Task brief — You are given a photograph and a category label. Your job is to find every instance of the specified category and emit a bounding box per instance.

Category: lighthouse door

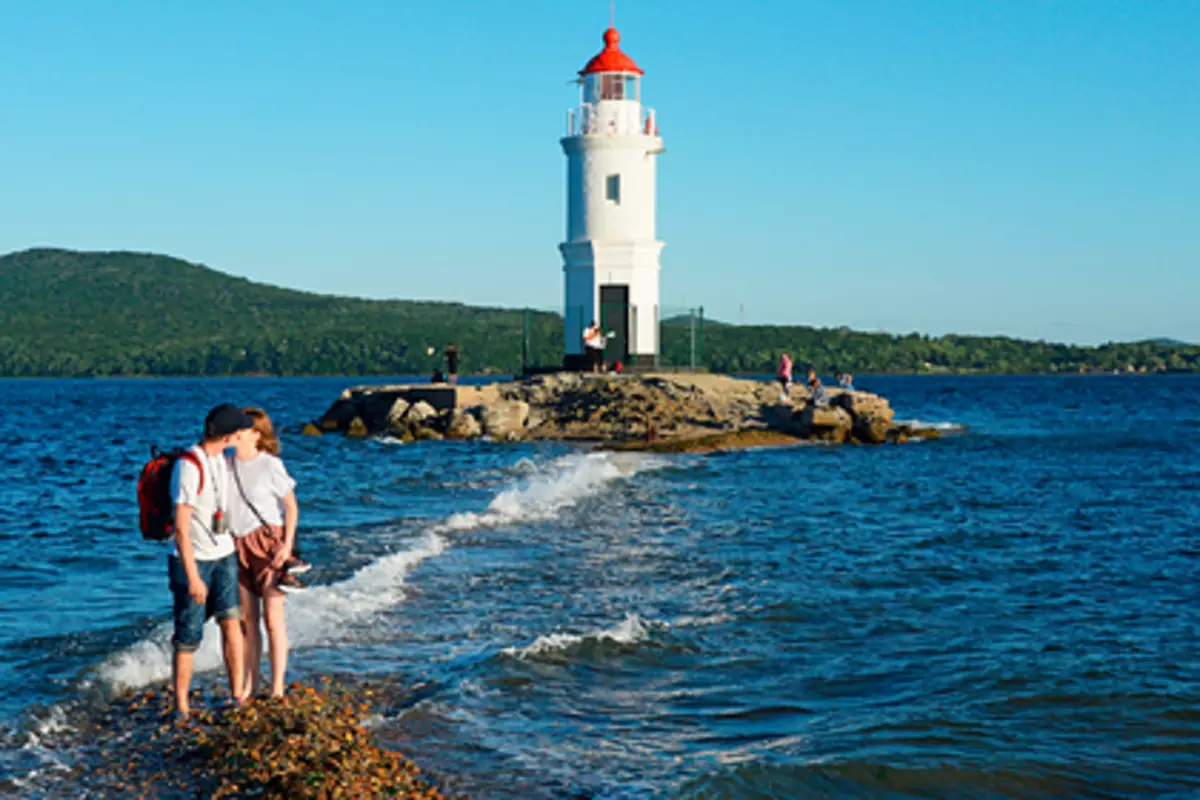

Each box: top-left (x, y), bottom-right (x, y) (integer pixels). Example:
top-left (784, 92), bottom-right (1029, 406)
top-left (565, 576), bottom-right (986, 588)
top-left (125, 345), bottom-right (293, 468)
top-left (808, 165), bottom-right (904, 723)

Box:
top-left (599, 285), bottom-right (630, 367)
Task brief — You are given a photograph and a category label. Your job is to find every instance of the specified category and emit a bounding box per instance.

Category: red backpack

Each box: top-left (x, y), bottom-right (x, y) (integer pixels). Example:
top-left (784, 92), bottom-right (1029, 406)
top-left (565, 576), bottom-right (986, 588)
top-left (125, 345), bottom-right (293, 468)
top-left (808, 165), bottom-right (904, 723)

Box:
top-left (137, 447), bottom-right (204, 541)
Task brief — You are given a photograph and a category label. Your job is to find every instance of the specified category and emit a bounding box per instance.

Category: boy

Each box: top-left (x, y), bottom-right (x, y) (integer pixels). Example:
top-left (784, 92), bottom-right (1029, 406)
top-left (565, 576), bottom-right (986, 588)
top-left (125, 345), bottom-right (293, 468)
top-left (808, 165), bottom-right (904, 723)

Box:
top-left (168, 403), bottom-right (253, 719)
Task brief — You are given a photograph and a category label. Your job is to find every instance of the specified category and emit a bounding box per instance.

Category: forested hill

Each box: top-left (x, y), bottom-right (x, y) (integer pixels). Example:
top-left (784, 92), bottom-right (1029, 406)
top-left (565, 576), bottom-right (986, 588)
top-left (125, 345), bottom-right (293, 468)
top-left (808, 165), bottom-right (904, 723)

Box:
top-left (0, 249), bottom-right (562, 376)
top-left (1, 248), bottom-right (1197, 377)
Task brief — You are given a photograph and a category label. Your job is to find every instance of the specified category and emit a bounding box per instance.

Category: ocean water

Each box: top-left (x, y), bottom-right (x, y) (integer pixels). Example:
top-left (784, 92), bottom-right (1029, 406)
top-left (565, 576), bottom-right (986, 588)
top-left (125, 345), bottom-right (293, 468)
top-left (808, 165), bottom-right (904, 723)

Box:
top-left (0, 375), bottom-right (1198, 798)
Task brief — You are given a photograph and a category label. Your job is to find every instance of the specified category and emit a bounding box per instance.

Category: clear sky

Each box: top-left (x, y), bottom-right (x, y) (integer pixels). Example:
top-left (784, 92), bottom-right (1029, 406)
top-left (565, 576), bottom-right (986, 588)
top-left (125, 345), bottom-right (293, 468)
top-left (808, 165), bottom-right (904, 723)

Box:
top-left (1, 1), bottom-right (1197, 345)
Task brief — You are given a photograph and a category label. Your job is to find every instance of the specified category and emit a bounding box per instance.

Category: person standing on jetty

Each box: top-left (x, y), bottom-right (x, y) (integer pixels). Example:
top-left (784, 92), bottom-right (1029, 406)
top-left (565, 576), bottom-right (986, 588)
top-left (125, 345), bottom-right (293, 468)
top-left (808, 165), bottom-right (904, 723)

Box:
top-left (444, 343), bottom-right (459, 385)
top-left (228, 408), bottom-right (302, 699)
top-left (778, 353), bottom-right (794, 401)
top-left (169, 404), bottom-right (253, 719)
top-left (583, 321), bottom-right (606, 373)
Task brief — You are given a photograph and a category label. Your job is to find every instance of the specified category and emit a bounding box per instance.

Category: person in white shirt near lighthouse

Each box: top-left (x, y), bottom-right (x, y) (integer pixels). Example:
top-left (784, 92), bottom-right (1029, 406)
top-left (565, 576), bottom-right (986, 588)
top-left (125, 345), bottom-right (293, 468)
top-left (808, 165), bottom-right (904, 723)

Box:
top-left (560, 26), bottom-right (665, 372)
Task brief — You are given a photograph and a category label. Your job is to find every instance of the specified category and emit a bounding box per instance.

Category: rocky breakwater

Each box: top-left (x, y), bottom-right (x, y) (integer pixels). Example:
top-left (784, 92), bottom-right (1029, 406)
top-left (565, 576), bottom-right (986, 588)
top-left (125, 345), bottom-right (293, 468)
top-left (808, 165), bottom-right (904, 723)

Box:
top-left (310, 373), bottom-right (940, 452)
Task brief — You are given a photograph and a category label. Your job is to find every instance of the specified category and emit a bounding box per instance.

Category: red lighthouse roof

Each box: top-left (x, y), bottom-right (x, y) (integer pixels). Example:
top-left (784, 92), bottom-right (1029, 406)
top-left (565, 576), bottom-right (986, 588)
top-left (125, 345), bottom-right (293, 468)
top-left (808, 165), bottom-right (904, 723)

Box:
top-left (579, 28), bottom-right (643, 75)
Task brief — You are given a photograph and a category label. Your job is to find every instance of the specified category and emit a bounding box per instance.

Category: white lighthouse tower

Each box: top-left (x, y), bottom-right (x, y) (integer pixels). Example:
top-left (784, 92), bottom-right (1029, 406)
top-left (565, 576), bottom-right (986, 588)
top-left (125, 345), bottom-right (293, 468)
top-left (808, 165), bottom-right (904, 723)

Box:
top-left (560, 26), bottom-right (664, 369)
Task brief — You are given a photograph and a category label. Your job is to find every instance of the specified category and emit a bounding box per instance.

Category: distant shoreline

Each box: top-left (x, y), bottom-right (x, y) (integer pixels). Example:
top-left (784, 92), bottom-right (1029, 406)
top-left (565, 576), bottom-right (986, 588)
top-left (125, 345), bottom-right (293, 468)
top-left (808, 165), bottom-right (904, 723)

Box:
top-left (3, 369), bottom-right (1200, 381)
top-left (4, 249), bottom-right (1197, 378)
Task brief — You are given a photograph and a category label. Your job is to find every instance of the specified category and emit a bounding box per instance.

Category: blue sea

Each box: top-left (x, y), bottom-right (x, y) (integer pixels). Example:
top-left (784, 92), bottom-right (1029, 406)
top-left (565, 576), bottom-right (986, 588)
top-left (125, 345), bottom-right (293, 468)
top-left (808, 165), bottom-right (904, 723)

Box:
top-left (1, 375), bottom-right (1197, 798)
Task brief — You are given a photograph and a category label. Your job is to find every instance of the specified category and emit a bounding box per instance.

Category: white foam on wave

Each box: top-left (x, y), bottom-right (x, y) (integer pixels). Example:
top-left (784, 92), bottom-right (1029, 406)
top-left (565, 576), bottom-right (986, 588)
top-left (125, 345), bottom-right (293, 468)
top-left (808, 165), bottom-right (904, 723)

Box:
top-left (900, 418), bottom-right (966, 433)
top-left (441, 451), bottom-right (664, 533)
top-left (503, 613), bottom-right (651, 660)
top-left (95, 451), bottom-right (664, 693)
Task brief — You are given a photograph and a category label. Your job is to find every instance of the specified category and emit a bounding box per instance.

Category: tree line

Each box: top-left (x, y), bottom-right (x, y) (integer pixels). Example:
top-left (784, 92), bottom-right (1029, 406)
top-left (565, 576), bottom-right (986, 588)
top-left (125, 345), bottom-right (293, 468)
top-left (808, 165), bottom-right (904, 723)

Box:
top-left (1, 249), bottom-right (1196, 377)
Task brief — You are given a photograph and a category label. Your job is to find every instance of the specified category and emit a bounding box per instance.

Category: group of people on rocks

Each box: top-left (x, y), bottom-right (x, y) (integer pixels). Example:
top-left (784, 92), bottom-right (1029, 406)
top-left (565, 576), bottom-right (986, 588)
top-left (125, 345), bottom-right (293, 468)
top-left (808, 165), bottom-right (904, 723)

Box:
top-left (777, 353), bottom-right (854, 406)
top-left (166, 404), bottom-right (309, 720)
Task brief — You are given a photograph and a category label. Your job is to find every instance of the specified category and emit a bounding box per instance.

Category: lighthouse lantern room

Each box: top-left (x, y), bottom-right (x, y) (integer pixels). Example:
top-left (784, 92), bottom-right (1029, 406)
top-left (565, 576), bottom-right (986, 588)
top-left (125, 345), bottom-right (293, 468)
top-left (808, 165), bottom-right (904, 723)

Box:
top-left (560, 27), bottom-right (664, 370)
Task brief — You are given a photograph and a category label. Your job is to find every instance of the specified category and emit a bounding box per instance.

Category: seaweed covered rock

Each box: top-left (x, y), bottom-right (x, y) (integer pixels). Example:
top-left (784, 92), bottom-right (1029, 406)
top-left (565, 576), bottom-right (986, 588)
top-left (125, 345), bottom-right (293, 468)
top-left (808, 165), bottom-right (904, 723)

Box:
top-left (81, 683), bottom-right (447, 800)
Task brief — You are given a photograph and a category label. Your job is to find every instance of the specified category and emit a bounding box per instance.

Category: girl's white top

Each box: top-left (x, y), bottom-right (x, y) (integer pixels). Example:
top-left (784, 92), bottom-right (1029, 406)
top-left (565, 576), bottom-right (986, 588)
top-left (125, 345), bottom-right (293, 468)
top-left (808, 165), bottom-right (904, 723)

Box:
top-left (226, 452), bottom-right (297, 536)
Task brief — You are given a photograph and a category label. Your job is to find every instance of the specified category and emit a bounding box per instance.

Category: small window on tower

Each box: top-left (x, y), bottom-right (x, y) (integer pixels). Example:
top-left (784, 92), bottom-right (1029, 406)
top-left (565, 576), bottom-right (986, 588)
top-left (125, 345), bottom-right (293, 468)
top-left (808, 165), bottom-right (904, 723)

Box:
top-left (606, 174), bottom-right (621, 204)
top-left (601, 74), bottom-right (624, 100)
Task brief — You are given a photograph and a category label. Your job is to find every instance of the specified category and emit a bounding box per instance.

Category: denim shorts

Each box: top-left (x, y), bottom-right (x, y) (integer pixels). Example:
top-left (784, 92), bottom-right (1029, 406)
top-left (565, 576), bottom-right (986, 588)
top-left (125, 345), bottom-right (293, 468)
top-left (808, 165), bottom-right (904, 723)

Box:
top-left (167, 553), bottom-right (242, 652)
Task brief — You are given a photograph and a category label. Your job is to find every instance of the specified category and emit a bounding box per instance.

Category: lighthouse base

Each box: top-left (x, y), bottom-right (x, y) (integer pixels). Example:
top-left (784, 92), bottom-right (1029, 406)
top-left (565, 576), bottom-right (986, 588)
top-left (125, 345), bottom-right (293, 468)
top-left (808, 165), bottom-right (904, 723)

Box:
top-left (561, 352), bottom-right (659, 373)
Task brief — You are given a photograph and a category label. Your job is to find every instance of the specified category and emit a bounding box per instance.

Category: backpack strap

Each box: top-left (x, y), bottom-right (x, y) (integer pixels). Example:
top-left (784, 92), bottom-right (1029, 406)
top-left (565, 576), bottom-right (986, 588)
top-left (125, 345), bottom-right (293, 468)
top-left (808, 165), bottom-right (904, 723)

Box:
top-left (178, 450), bottom-right (205, 495)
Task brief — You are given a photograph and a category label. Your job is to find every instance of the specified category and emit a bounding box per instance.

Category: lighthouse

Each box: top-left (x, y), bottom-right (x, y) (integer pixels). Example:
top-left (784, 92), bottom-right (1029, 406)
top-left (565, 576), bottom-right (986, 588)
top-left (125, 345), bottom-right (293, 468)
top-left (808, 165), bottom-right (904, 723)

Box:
top-left (560, 27), bottom-right (664, 370)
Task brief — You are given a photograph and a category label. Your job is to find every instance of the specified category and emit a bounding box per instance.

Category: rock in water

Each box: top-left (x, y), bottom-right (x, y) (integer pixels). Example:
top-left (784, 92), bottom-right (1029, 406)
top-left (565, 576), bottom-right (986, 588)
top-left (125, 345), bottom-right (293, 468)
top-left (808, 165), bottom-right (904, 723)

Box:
top-left (798, 405), bottom-right (853, 443)
top-left (480, 400), bottom-right (530, 440)
top-left (832, 390), bottom-right (896, 444)
top-left (407, 401), bottom-right (438, 424)
top-left (384, 397), bottom-right (411, 429)
top-left (301, 422), bottom-right (323, 436)
top-left (446, 409), bottom-right (483, 439)
top-left (318, 374), bottom-right (929, 451)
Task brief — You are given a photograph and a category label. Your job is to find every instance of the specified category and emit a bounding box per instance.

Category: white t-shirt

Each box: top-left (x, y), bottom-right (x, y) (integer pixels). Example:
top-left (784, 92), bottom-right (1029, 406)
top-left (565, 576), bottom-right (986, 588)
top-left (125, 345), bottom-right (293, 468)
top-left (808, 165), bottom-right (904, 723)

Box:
top-left (170, 445), bottom-right (236, 562)
top-left (584, 327), bottom-right (605, 350)
top-left (226, 452), bottom-right (297, 536)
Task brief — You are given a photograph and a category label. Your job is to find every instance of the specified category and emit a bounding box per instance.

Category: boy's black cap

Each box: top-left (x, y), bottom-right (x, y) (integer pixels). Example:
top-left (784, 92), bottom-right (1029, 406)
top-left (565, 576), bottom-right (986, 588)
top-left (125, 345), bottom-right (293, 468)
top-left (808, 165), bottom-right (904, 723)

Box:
top-left (204, 403), bottom-right (254, 439)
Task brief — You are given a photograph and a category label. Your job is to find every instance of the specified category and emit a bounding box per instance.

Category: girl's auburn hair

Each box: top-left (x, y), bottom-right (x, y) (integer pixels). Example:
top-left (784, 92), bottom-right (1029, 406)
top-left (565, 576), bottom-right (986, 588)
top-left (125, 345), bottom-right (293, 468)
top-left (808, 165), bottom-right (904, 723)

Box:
top-left (243, 407), bottom-right (281, 456)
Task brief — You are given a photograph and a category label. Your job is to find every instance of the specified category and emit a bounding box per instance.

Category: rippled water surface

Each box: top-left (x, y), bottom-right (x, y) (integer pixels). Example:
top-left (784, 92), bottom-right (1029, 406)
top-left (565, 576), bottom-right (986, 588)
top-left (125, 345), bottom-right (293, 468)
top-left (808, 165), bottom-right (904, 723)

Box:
top-left (1, 375), bottom-right (1198, 798)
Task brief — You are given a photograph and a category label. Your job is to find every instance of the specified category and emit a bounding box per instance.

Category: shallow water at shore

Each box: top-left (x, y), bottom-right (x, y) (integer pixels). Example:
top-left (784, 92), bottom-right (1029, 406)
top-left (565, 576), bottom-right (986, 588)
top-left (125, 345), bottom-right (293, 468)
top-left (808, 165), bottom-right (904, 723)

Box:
top-left (2, 375), bottom-right (1198, 797)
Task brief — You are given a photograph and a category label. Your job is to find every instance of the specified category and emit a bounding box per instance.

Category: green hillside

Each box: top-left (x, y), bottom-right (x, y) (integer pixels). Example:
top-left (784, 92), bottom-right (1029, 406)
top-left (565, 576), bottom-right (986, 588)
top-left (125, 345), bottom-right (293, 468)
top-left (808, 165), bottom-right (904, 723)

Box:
top-left (0, 249), bottom-right (561, 376)
top-left (0, 248), bottom-right (1197, 377)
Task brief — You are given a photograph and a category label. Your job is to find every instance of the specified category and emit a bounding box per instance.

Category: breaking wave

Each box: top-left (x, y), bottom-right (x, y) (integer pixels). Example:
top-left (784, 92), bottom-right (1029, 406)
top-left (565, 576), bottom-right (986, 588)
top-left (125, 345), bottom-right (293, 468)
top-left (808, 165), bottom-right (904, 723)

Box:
top-left (94, 451), bottom-right (665, 693)
top-left (502, 613), bottom-right (652, 661)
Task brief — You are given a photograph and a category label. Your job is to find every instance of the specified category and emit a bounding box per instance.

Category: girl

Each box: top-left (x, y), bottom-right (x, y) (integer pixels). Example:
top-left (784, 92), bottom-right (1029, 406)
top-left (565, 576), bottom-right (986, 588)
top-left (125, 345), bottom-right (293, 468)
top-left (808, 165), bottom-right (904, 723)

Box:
top-left (777, 353), bottom-right (793, 402)
top-left (228, 407), bottom-right (300, 698)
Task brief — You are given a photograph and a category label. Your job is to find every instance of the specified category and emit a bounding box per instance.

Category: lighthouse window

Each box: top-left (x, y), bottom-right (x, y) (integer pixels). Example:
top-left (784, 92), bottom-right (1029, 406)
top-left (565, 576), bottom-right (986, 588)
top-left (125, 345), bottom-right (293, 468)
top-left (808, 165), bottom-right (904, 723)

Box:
top-left (606, 174), bottom-right (621, 204)
top-left (601, 74), bottom-right (624, 100)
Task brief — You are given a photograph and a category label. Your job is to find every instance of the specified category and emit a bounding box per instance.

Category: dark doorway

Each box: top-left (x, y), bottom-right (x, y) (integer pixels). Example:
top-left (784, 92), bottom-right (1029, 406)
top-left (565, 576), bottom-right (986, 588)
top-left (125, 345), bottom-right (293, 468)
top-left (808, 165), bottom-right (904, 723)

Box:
top-left (599, 284), bottom-right (630, 367)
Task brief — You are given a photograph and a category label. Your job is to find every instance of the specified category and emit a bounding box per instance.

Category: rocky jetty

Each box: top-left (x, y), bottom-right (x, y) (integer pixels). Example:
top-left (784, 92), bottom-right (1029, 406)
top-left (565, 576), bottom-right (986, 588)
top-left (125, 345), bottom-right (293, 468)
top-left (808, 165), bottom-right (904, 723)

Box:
top-left (311, 373), bottom-right (940, 450)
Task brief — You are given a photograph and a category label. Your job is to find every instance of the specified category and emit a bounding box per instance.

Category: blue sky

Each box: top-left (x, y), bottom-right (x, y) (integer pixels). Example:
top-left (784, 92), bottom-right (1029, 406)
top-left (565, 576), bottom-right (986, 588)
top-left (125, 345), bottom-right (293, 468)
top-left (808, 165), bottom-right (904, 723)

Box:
top-left (1, 1), bottom-right (1196, 345)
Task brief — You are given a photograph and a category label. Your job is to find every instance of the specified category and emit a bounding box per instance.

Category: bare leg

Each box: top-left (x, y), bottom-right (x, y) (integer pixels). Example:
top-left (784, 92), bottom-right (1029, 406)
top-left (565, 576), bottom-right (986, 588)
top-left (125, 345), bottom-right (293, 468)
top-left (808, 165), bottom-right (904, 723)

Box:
top-left (218, 617), bottom-right (245, 705)
top-left (173, 650), bottom-right (194, 718)
top-left (240, 584), bottom-right (262, 698)
top-left (262, 589), bottom-right (289, 697)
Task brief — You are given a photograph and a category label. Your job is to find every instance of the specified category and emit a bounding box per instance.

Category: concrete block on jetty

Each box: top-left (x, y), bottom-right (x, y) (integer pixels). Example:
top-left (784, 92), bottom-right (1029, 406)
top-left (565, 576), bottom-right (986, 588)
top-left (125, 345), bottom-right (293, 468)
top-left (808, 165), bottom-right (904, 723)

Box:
top-left (313, 373), bottom-right (940, 452)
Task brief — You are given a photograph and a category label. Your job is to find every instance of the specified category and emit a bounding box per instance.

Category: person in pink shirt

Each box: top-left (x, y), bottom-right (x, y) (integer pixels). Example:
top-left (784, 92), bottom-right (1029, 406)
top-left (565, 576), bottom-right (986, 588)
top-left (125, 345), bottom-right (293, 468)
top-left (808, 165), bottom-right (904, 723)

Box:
top-left (778, 353), bottom-right (794, 401)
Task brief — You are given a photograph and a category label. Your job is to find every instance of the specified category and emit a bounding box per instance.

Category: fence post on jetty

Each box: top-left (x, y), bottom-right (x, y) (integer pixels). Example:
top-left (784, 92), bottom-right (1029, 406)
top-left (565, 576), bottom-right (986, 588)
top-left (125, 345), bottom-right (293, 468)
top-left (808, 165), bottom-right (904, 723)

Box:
top-left (689, 309), bottom-right (697, 371)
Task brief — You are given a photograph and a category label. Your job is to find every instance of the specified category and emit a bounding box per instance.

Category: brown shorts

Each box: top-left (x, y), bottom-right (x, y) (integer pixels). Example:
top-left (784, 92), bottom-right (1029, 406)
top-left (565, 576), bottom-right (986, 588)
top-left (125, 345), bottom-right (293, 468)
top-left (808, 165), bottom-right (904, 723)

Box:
top-left (235, 524), bottom-right (287, 597)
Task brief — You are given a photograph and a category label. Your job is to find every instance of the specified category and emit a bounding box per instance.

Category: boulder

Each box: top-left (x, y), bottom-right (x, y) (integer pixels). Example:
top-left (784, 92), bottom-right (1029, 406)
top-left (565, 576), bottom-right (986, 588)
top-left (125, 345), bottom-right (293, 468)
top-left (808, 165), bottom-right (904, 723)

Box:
top-left (301, 422), bottom-right (323, 437)
top-left (834, 391), bottom-right (895, 445)
top-left (384, 398), bottom-right (411, 429)
top-left (835, 391), bottom-right (893, 419)
top-left (797, 404), bottom-right (852, 443)
top-left (346, 417), bottom-right (369, 438)
top-left (480, 400), bottom-right (530, 440)
top-left (853, 416), bottom-right (893, 444)
top-left (408, 401), bottom-right (438, 424)
top-left (445, 409), bottom-right (482, 439)
top-left (412, 426), bottom-right (444, 442)
top-left (761, 403), bottom-right (807, 436)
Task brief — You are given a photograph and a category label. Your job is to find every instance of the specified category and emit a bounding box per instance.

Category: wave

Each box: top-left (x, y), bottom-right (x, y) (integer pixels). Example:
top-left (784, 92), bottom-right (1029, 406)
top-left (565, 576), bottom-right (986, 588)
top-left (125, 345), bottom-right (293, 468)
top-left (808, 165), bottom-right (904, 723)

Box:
top-left (899, 418), bottom-right (967, 433)
top-left (441, 451), bottom-right (665, 533)
top-left (94, 451), bottom-right (665, 694)
top-left (502, 613), bottom-right (652, 661)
